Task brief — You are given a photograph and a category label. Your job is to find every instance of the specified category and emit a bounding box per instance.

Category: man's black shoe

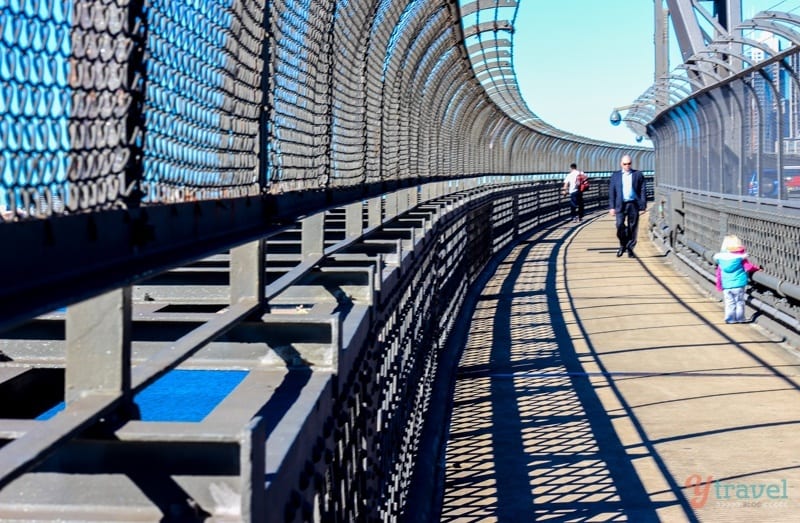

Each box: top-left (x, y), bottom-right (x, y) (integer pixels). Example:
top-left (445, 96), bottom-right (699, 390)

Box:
top-left (616, 247), bottom-right (625, 257)
top-left (628, 249), bottom-right (635, 258)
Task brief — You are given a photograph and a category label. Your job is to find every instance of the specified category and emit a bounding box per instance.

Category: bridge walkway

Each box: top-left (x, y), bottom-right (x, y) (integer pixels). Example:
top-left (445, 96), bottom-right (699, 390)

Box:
top-left (439, 211), bottom-right (800, 522)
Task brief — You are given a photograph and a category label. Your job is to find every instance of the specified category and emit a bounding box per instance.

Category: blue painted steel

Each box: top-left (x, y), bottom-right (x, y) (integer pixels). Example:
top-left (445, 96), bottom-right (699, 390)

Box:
top-left (37, 369), bottom-right (248, 422)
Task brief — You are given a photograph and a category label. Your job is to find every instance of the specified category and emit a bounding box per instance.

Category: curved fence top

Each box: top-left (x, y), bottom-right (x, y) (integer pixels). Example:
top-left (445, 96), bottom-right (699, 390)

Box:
top-left (1, 0), bottom-right (652, 223)
top-left (0, 0), bottom-right (658, 327)
top-left (459, 0), bottom-right (653, 150)
top-left (627, 9), bottom-right (800, 141)
top-left (638, 9), bottom-right (800, 205)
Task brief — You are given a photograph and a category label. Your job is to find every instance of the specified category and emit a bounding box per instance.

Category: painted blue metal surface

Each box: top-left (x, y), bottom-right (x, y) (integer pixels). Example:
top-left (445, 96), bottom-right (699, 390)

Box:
top-left (37, 369), bottom-right (248, 422)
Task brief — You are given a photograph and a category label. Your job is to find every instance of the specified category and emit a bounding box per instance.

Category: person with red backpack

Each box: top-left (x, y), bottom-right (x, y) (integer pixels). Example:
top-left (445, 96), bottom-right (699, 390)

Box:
top-left (562, 163), bottom-right (587, 222)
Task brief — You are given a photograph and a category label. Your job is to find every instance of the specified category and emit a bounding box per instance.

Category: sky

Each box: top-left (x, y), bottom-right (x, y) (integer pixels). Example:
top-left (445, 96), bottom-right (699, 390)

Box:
top-left (512, 0), bottom-right (800, 147)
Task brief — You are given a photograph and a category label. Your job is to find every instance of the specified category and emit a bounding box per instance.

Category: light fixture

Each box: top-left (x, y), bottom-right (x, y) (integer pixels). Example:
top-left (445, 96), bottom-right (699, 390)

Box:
top-left (609, 103), bottom-right (639, 126)
top-left (609, 109), bottom-right (623, 126)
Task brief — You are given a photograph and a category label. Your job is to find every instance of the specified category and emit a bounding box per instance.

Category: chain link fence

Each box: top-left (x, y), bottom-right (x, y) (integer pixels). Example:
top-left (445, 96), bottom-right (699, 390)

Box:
top-left (649, 43), bottom-right (800, 338)
top-left (0, 0), bottom-right (650, 221)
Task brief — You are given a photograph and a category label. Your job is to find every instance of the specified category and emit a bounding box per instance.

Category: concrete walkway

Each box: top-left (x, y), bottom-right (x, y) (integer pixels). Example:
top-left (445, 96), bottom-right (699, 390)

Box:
top-left (440, 212), bottom-right (800, 522)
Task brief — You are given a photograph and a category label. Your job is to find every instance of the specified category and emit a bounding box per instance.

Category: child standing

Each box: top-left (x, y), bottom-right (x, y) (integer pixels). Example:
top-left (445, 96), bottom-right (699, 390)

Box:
top-left (713, 235), bottom-right (760, 323)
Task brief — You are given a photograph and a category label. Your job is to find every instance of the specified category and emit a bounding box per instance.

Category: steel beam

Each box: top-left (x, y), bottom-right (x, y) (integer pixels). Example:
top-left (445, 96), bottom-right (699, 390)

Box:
top-left (665, 0), bottom-right (743, 88)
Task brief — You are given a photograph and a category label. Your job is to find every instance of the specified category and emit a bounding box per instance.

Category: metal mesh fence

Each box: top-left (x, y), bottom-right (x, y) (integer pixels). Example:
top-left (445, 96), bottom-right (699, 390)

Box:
top-left (1, 0), bottom-right (649, 222)
top-left (2, 0), bottom-right (72, 217)
top-left (141, 0), bottom-right (265, 202)
top-left (651, 47), bottom-right (800, 203)
top-left (649, 37), bottom-right (800, 324)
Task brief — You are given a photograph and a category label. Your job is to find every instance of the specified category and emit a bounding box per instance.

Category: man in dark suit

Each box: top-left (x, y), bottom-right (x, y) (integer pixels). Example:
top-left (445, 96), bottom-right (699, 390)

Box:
top-left (608, 155), bottom-right (647, 258)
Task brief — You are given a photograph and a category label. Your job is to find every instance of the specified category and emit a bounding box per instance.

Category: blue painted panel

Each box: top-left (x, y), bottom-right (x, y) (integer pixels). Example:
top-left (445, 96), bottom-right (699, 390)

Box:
top-left (36, 369), bottom-right (248, 422)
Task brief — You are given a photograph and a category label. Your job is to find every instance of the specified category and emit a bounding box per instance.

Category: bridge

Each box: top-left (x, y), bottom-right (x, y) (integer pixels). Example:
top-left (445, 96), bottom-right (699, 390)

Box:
top-left (0, 0), bottom-right (799, 521)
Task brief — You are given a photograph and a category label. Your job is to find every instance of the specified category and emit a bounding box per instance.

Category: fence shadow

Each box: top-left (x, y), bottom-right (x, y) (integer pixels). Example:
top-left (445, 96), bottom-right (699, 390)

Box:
top-left (438, 220), bottom-right (664, 522)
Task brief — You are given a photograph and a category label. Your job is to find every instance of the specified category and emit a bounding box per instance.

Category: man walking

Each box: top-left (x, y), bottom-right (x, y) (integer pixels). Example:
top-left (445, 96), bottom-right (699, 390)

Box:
top-left (562, 163), bottom-right (585, 222)
top-left (608, 155), bottom-right (647, 258)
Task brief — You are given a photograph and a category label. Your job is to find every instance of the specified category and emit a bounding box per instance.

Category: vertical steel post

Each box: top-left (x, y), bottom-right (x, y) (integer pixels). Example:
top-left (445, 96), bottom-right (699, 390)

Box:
top-left (65, 287), bottom-right (132, 405)
top-left (230, 239), bottom-right (265, 305)
top-left (713, 0), bottom-right (741, 31)
top-left (655, 0), bottom-right (670, 111)
top-left (240, 416), bottom-right (267, 522)
top-left (302, 213), bottom-right (326, 261)
top-left (407, 186), bottom-right (418, 209)
top-left (345, 201), bottom-right (363, 239)
top-left (385, 191), bottom-right (398, 218)
top-left (368, 196), bottom-right (382, 228)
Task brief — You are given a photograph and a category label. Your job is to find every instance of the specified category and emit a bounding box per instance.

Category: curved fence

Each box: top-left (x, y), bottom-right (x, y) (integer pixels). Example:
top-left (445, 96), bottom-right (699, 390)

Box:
top-left (1, 0), bottom-right (652, 220)
top-left (0, 177), bottom-right (620, 520)
top-left (0, 0), bottom-right (651, 220)
top-left (0, 0), bottom-right (654, 333)
top-left (0, 0), bottom-right (656, 520)
top-left (646, 19), bottom-right (800, 342)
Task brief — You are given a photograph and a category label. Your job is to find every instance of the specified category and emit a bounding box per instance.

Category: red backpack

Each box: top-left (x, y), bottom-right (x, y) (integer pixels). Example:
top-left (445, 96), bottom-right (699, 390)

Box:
top-left (577, 172), bottom-right (590, 192)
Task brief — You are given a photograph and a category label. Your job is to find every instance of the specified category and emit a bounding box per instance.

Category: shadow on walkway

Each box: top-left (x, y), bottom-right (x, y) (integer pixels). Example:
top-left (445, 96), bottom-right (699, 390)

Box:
top-left (435, 212), bottom-right (800, 522)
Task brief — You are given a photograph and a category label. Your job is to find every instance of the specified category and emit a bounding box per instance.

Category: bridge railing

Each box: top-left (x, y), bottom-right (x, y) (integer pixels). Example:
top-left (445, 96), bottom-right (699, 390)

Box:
top-left (1, 0), bottom-right (655, 519)
top-left (0, 175), bottom-right (617, 520)
top-left (645, 20), bottom-right (800, 343)
top-left (649, 189), bottom-right (800, 343)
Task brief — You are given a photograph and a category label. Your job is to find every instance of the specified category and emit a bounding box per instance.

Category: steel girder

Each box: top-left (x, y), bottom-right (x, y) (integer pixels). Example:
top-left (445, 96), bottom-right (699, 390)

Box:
top-left (665, 0), bottom-right (742, 64)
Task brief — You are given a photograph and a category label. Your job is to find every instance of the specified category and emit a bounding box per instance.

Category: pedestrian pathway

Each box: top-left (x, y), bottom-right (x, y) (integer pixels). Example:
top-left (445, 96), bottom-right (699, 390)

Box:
top-left (440, 212), bottom-right (800, 522)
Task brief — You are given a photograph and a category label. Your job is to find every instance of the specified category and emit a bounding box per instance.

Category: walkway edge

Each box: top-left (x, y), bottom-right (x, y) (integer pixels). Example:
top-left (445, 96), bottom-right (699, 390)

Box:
top-left (402, 216), bottom-right (580, 522)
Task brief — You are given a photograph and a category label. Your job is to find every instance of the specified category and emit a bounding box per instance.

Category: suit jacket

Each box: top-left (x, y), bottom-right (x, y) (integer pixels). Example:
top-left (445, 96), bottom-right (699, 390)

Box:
top-left (608, 169), bottom-right (647, 213)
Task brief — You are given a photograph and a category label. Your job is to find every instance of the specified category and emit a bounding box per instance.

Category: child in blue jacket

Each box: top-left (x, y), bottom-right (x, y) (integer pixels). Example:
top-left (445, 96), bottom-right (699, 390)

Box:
top-left (713, 235), bottom-right (760, 323)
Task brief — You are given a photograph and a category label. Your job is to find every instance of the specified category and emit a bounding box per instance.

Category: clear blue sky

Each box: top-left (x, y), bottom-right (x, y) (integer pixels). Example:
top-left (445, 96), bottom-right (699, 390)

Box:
top-left (512, 0), bottom-right (800, 147)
